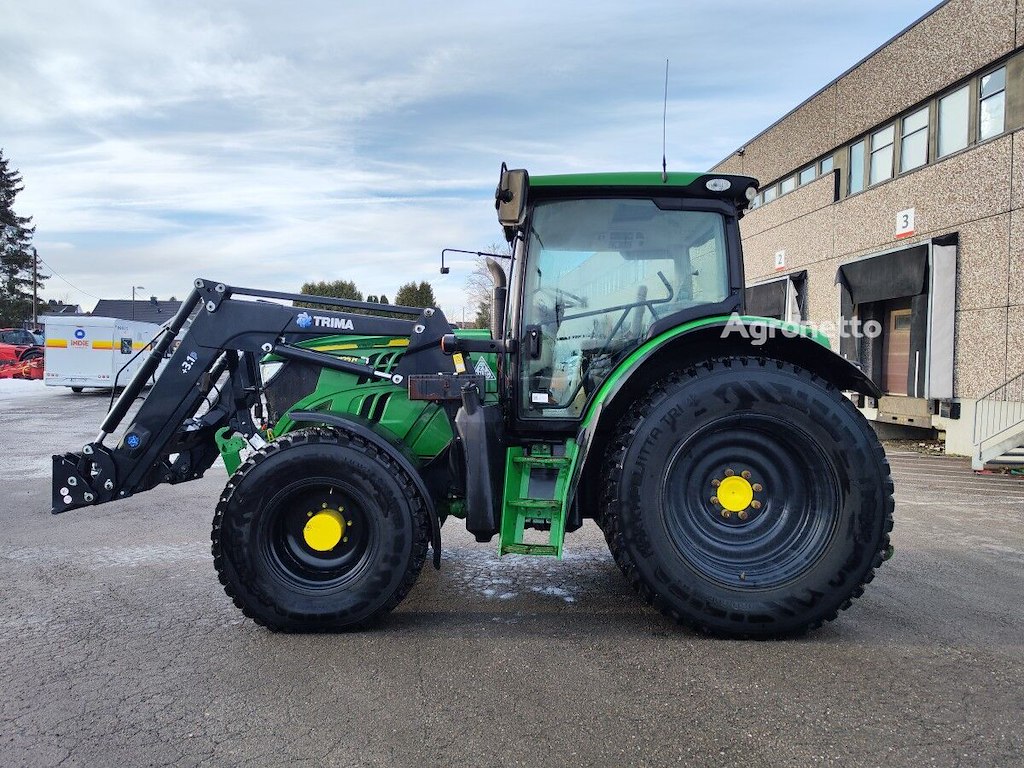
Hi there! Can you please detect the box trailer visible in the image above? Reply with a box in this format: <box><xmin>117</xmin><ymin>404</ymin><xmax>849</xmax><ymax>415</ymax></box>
<box><xmin>43</xmin><ymin>315</ymin><xmax>167</xmax><ymax>392</ymax></box>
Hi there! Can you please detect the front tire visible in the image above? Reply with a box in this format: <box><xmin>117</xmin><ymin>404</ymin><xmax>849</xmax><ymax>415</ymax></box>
<box><xmin>212</xmin><ymin>428</ymin><xmax>428</xmax><ymax>631</ymax></box>
<box><xmin>601</xmin><ymin>357</ymin><xmax>893</xmax><ymax>638</ymax></box>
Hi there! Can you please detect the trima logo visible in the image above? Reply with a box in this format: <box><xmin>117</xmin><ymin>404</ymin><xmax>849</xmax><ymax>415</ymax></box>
<box><xmin>312</xmin><ymin>316</ymin><xmax>355</xmax><ymax>330</ymax></box>
<box><xmin>296</xmin><ymin>312</ymin><xmax>312</xmax><ymax>329</ymax></box>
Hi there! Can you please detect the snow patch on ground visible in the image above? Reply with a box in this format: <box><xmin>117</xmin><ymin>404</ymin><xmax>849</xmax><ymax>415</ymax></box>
<box><xmin>0</xmin><ymin>379</ymin><xmax>68</xmax><ymax>400</ymax></box>
<box><xmin>444</xmin><ymin>545</ymin><xmax>611</xmax><ymax>604</ymax></box>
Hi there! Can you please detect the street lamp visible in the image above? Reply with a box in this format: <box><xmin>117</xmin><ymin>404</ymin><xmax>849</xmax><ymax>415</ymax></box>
<box><xmin>132</xmin><ymin>286</ymin><xmax>145</xmax><ymax>321</ymax></box>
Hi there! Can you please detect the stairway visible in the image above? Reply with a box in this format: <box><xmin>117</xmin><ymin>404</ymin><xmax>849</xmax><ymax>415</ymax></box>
<box><xmin>981</xmin><ymin>445</ymin><xmax>1024</xmax><ymax>470</ymax></box>
<box><xmin>972</xmin><ymin>370</ymin><xmax>1024</xmax><ymax>470</ymax></box>
<box><xmin>498</xmin><ymin>444</ymin><xmax>573</xmax><ymax>557</ymax></box>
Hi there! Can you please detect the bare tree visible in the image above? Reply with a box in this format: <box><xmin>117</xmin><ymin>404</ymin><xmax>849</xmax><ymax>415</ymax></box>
<box><xmin>465</xmin><ymin>243</ymin><xmax>511</xmax><ymax>329</ymax></box>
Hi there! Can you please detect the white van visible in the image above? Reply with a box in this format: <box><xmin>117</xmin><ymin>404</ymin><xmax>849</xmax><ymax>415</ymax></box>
<box><xmin>43</xmin><ymin>315</ymin><xmax>166</xmax><ymax>392</ymax></box>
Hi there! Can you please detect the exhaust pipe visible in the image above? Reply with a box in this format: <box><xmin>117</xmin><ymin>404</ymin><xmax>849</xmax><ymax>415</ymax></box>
<box><xmin>486</xmin><ymin>257</ymin><xmax>507</xmax><ymax>342</ymax></box>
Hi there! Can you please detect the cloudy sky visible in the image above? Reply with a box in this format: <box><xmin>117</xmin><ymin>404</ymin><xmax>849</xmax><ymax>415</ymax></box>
<box><xmin>2</xmin><ymin>0</ymin><xmax>938</xmax><ymax>319</ymax></box>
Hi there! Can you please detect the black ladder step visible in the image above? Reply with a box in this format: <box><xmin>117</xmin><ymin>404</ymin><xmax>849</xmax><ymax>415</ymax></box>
<box><xmin>512</xmin><ymin>456</ymin><xmax>570</xmax><ymax>468</ymax></box>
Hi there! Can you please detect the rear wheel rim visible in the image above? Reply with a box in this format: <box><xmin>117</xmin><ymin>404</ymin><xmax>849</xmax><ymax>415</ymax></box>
<box><xmin>661</xmin><ymin>414</ymin><xmax>841</xmax><ymax>591</ymax></box>
<box><xmin>259</xmin><ymin>478</ymin><xmax>377</xmax><ymax>592</ymax></box>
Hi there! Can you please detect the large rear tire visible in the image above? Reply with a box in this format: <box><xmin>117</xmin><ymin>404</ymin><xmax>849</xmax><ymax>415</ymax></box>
<box><xmin>601</xmin><ymin>356</ymin><xmax>893</xmax><ymax>638</ymax></box>
<box><xmin>212</xmin><ymin>428</ymin><xmax>428</xmax><ymax>631</ymax></box>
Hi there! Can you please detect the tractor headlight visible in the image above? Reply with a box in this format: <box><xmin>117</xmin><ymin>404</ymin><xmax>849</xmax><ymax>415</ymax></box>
<box><xmin>745</xmin><ymin>185</ymin><xmax>758</xmax><ymax>201</ymax></box>
<box><xmin>705</xmin><ymin>178</ymin><xmax>731</xmax><ymax>193</ymax></box>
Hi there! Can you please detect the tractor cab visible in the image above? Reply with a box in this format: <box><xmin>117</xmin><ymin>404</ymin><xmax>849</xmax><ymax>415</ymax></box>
<box><xmin>493</xmin><ymin>167</ymin><xmax>758</xmax><ymax>424</ymax></box>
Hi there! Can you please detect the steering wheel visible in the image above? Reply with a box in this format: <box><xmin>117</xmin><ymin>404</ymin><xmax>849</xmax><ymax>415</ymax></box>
<box><xmin>533</xmin><ymin>285</ymin><xmax>586</xmax><ymax>310</ymax></box>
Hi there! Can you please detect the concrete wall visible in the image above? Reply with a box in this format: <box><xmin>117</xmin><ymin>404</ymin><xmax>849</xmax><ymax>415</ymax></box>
<box><xmin>714</xmin><ymin>0</ymin><xmax>1020</xmax><ymax>187</ymax></box>
<box><xmin>737</xmin><ymin>129</ymin><xmax>1020</xmax><ymax>400</ymax></box>
<box><xmin>711</xmin><ymin>0</ymin><xmax>1024</xmax><ymax>455</ymax></box>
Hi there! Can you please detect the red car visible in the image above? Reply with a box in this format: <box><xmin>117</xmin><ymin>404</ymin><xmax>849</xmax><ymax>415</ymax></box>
<box><xmin>0</xmin><ymin>328</ymin><xmax>43</xmax><ymax>363</ymax></box>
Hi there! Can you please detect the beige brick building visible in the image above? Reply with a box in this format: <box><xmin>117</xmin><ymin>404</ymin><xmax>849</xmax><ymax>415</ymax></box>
<box><xmin>712</xmin><ymin>0</ymin><xmax>1024</xmax><ymax>465</ymax></box>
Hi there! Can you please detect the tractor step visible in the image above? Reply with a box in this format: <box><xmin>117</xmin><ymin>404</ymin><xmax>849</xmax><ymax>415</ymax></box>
<box><xmin>498</xmin><ymin>444</ymin><xmax>575</xmax><ymax>557</ymax></box>
<box><xmin>511</xmin><ymin>455</ymin><xmax>570</xmax><ymax>468</ymax></box>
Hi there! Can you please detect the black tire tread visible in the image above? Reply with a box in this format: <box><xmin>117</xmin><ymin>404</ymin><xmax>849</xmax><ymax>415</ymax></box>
<box><xmin>210</xmin><ymin>426</ymin><xmax>429</xmax><ymax>631</ymax></box>
<box><xmin>599</xmin><ymin>355</ymin><xmax>894</xmax><ymax>639</ymax></box>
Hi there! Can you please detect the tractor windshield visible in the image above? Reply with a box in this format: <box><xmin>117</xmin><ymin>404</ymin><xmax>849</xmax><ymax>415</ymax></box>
<box><xmin>520</xmin><ymin>198</ymin><xmax>729</xmax><ymax>418</ymax></box>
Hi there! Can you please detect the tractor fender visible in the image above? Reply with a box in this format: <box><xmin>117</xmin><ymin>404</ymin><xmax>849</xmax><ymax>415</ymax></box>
<box><xmin>567</xmin><ymin>316</ymin><xmax>882</xmax><ymax>520</ymax></box>
<box><xmin>288</xmin><ymin>410</ymin><xmax>443</xmax><ymax>569</ymax></box>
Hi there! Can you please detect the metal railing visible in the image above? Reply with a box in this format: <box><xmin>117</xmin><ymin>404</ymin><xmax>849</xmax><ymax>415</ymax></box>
<box><xmin>973</xmin><ymin>368</ymin><xmax>1024</xmax><ymax>446</ymax></box>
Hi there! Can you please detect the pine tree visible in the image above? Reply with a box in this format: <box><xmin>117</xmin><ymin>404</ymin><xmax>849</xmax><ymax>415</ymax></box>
<box><xmin>0</xmin><ymin>149</ymin><xmax>38</xmax><ymax>326</ymax></box>
<box><xmin>394</xmin><ymin>281</ymin><xmax>436</xmax><ymax>309</ymax></box>
<box><xmin>295</xmin><ymin>279</ymin><xmax>364</xmax><ymax>312</ymax></box>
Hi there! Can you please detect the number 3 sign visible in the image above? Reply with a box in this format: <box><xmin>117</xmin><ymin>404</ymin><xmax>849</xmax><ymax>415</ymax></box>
<box><xmin>895</xmin><ymin>208</ymin><xmax>915</xmax><ymax>239</ymax></box>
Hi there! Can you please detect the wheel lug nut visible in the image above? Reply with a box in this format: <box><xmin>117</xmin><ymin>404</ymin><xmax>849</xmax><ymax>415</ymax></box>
<box><xmin>711</xmin><ymin>478</ymin><xmax>721</xmax><ymax>487</ymax></box>
<box><xmin>710</xmin><ymin>497</ymin><xmax>720</xmax><ymax>506</ymax></box>
<box><xmin>724</xmin><ymin>468</ymin><xmax>735</xmax><ymax>477</ymax></box>
<box><xmin>751</xmin><ymin>500</ymin><xmax>762</xmax><ymax>510</ymax></box>
<box><xmin>738</xmin><ymin>510</ymin><xmax>748</xmax><ymax>520</ymax></box>
<box><xmin>741</xmin><ymin>470</ymin><xmax>751</xmax><ymax>479</ymax></box>
<box><xmin>752</xmin><ymin>483</ymin><xmax>763</xmax><ymax>492</ymax></box>
<box><xmin>721</xmin><ymin>510</ymin><xmax>731</xmax><ymax>518</ymax></box>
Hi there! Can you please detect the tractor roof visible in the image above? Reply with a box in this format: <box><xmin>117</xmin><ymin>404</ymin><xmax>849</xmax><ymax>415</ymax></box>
<box><xmin>528</xmin><ymin>171</ymin><xmax>759</xmax><ymax>211</ymax></box>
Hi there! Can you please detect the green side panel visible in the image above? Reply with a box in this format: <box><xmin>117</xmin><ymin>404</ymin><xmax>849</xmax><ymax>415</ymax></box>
<box><xmin>498</xmin><ymin>441</ymin><xmax>576</xmax><ymax>558</ymax></box>
<box><xmin>269</xmin><ymin>334</ymin><xmax>454</xmax><ymax>460</ymax></box>
<box><xmin>580</xmin><ymin>314</ymin><xmax>829</xmax><ymax>429</ymax></box>
<box><xmin>530</xmin><ymin>171</ymin><xmax>703</xmax><ymax>188</ymax></box>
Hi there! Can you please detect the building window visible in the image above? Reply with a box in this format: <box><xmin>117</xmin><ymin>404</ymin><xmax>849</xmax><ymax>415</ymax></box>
<box><xmin>763</xmin><ymin>185</ymin><xmax>777</xmax><ymax>203</ymax></box>
<box><xmin>820</xmin><ymin>156</ymin><xmax>834</xmax><ymax>175</ymax></box>
<box><xmin>937</xmin><ymin>85</ymin><xmax>969</xmax><ymax>157</ymax></box>
<box><xmin>849</xmin><ymin>140</ymin><xmax>865</xmax><ymax>194</ymax></box>
<box><xmin>979</xmin><ymin>66</ymin><xmax>1006</xmax><ymax>140</ymax></box>
<box><xmin>869</xmin><ymin>125</ymin><xmax>895</xmax><ymax>185</ymax></box>
<box><xmin>780</xmin><ymin>176</ymin><xmax>796</xmax><ymax>195</ymax></box>
<box><xmin>900</xmin><ymin>106</ymin><xmax>929</xmax><ymax>172</ymax></box>
<box><xmin>799</xmin><ymin>165</ymin><xmax>816</xmax><ymax>185</ymax></box>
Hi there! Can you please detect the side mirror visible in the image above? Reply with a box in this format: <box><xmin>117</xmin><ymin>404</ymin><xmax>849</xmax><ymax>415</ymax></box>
<box><xmin>495</xmin><ymin>163</ymin><xmax>529</xmax><ymax>228</ymax></box>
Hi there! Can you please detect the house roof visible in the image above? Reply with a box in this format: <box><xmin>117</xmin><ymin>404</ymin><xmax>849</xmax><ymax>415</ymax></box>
<box><xmin>44</xmin><ymin>301</ymin><xmax>82</xmax><ymax>314</ymax></box>
<box><xmin>91</xmin><ymin>299</ymin><xmax>182</xmax><ymax>324</ymax></box>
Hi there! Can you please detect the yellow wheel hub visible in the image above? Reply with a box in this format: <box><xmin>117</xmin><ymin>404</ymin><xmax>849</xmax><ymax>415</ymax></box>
<box><xmin>717</xmin><ymin>475</ymin><xmax>754</xmax><ymax>512</ymax></box>
<box><xmin>303</xmin><ymin>507</ymin><xmax>346</xmax><ymax>552</ymax></box>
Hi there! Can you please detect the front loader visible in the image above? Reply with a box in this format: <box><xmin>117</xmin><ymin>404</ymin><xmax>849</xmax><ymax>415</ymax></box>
<box><xmin>52</xmin><ymin>165</ymin><xmax>893</xmax><ymax>638</ymax></box>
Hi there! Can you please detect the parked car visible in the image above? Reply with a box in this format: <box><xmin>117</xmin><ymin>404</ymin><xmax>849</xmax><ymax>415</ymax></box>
<box><xmin>0</xmin><ymin>328</ymin><xmax>43</xmax><ymax>363</ymax></box>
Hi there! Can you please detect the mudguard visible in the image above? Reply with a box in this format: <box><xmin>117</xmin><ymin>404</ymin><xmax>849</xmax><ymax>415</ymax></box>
<box><xmin>566</xmin><ymin>315</ymin><xmax>881</xmax><ymax>518</ymax></box>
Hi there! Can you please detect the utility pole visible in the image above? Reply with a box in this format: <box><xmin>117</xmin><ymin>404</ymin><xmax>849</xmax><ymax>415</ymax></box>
<box><xmin>32</xmin><ymin>248</ymin><xmax>38</xmax><ymax>330</ymax></box>
<box><xmin>132</xmin><ymin>285</ymin><xmax>145</xmax><ymax>321</ymax></box>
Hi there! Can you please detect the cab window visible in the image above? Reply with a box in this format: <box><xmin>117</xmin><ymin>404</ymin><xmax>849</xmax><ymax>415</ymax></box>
<box><xmin>520</xmin><ymin>198</ymin><xmax>729</xmax><ymax>418</ymax></box>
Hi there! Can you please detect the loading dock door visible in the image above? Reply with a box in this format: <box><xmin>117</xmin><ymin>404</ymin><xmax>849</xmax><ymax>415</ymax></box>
<box><xmin>883</xmin><ymin>304</ymin><xmax>912</xmax><ymax>395</ymax></box>
<box><xmin>745</xmin><ymin>271</ymin><xmax>806</xmax><ymax>322</ymax></box>
<box><xmin>836</xmin><ymin>240</ymin><xmax>954</xmax><ymax>400</ymax></box>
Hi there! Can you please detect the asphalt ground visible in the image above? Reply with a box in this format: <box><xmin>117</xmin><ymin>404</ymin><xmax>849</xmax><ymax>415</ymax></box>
<box><xmin>1</xmin><ymin>381</ymin><xmax>1022</xmax><ymax>767</ymax></box>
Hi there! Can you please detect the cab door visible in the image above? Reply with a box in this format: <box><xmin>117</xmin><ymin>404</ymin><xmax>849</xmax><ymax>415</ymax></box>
<box><xmin>513</xmin><ymin>197</ymin><xmax>739</xmax><ymax>427</ymax></box>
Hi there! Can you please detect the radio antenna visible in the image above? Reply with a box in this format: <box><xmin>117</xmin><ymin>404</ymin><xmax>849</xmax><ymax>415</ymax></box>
<box><xmin>661</xmin><ymin>59</ymin><xmax>669</xmax><ymax>183</ymax></box>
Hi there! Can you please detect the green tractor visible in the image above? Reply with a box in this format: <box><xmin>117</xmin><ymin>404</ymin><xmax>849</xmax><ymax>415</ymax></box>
<box><xmin>52</xmin><ymin>165</ymin><xmax>893</xmax><ymax>638</ymax></box>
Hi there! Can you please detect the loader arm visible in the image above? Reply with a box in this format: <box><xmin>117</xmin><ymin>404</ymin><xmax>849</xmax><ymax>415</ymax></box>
<box><xmin>52</xmin><ymin>278</ymin><xmax>453</xmax><ymax>514</ymax></box>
